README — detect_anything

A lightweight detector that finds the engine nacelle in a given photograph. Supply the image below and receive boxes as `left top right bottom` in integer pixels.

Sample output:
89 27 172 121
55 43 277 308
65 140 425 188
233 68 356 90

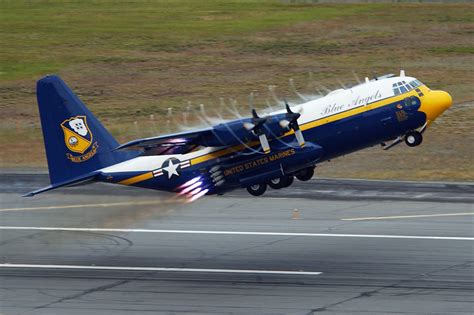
199 113 289 147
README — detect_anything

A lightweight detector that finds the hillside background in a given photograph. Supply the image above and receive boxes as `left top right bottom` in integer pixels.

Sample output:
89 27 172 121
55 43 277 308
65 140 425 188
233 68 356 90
1 1 473 180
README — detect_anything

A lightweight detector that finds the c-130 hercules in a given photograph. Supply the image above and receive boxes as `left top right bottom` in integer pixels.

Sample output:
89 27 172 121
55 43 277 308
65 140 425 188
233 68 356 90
27 70 452 200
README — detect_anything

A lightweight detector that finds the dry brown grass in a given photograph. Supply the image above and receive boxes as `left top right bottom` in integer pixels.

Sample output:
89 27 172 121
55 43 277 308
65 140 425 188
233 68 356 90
1 2 473 180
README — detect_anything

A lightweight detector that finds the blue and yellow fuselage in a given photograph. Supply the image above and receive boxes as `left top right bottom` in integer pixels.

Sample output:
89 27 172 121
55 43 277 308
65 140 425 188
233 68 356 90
98 77 452 196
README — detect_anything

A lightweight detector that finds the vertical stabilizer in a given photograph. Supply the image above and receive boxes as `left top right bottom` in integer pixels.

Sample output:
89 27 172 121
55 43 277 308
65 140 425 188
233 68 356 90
36 75 137 185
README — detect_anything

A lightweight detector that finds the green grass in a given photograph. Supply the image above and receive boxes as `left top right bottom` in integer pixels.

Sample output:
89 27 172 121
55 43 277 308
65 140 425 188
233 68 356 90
1 1 473 180
427 46 474 54
0 1 373 80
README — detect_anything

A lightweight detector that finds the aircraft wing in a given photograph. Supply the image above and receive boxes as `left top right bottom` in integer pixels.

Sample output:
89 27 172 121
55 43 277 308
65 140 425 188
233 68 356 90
115 105 306 155
116 127 214 150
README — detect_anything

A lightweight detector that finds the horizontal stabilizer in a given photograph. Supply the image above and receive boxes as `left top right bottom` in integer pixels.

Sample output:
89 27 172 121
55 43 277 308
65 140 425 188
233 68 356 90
24 171 99 197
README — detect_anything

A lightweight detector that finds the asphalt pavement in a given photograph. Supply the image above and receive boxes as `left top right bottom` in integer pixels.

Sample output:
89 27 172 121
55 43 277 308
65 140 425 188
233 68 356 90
0 174 473 314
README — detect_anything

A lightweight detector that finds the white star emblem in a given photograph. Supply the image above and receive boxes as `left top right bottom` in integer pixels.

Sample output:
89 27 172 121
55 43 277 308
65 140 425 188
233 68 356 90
163 159 180 179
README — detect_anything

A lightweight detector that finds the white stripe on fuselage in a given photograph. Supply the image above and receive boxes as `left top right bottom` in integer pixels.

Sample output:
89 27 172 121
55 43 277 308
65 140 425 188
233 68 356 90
101 76 413 173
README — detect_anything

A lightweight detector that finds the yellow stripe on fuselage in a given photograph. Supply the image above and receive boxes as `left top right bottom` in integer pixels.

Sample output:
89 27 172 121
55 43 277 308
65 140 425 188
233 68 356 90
118 172 153 185
118 86 428 186
190 88 424 166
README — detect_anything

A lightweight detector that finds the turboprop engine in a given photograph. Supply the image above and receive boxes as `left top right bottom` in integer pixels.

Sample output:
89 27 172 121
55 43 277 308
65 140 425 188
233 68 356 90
199 104 305 154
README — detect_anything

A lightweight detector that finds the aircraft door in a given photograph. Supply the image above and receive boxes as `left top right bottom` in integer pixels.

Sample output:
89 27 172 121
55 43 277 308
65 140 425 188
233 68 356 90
360 104 398 143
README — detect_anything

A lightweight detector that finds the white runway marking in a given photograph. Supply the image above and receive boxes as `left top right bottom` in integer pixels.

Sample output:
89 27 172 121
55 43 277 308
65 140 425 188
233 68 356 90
0 264 322 276
342 212 474 221
0 226 472 241
0 200 173 212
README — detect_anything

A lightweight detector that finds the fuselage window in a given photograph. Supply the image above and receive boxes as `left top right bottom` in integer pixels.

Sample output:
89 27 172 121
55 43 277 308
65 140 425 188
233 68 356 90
399 85 408 93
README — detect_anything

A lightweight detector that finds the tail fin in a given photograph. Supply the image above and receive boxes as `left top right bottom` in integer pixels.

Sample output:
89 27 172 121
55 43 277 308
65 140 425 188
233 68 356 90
37 75 137 185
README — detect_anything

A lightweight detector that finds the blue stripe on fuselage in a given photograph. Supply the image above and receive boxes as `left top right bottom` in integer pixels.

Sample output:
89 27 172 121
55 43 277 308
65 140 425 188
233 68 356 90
100 96 426 193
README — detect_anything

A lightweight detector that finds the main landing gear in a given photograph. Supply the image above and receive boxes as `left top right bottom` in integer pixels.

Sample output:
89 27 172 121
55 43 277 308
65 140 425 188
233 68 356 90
267 175 294 189
295 166 314 181
405 130 423 147
246 166 316 196
246 183 267 196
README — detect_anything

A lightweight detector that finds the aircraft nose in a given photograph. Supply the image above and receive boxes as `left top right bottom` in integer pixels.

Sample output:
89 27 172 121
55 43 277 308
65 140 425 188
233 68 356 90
419 90 453 122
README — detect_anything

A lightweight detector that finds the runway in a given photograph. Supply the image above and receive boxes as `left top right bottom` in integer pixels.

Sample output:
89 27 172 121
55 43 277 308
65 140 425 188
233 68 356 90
0 174 473 314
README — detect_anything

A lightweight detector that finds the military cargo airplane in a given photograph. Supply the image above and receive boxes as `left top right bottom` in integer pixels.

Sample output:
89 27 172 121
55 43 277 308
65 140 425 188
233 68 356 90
26 70 452 199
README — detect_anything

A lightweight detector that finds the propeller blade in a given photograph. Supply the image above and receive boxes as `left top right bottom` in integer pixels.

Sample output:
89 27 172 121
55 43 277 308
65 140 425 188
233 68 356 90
259 134 271 154
352 70 362 84
250 109 270 153
294 129 305 147
283 101 305 147
252 108 259 119
289 78 308 102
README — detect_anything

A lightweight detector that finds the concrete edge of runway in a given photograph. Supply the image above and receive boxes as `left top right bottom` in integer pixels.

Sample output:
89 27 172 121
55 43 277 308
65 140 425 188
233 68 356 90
1 169 473 185
1 172 473 314
2 173 473 204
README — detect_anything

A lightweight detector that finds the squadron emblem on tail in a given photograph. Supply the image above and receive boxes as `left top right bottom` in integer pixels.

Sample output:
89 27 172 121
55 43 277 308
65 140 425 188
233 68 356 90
61 116 98 162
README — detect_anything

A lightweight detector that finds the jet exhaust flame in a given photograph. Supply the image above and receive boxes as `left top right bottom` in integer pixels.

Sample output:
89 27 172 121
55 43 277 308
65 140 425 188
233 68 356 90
179 181 202 195
188 189 209 203
178 177 201 189
188 187 202 196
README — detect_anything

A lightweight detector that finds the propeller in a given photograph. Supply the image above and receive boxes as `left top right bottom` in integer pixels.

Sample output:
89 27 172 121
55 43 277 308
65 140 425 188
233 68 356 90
279 101 305 148
289 78 308 102
243 109 271 154
352 70 362 84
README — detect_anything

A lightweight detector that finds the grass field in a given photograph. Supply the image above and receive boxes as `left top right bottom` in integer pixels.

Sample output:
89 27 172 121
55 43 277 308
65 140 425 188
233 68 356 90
1 1 473 180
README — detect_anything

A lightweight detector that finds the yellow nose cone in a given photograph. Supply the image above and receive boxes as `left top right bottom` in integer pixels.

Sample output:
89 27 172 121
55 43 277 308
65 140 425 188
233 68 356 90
419 90 453 122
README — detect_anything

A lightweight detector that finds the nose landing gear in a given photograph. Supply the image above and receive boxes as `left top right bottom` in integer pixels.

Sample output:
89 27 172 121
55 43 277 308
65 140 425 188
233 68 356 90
405 130 423 147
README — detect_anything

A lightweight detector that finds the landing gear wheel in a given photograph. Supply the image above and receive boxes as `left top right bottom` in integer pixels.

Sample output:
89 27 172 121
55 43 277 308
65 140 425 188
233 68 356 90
280 175 294 188
295 167 314 181
405 131 423 147
246 183 267 196
268 177 283 189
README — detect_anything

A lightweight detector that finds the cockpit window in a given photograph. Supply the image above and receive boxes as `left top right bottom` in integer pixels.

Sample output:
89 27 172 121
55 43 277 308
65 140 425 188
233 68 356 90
409 80 422 88
392 83 401 95
393 80 419 95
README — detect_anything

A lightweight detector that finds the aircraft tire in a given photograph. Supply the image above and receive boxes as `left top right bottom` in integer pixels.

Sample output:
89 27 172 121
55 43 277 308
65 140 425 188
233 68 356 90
405 131 423 147
295 167 314 181
268 177 283 189
280 175 294 188
246 183 267 196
